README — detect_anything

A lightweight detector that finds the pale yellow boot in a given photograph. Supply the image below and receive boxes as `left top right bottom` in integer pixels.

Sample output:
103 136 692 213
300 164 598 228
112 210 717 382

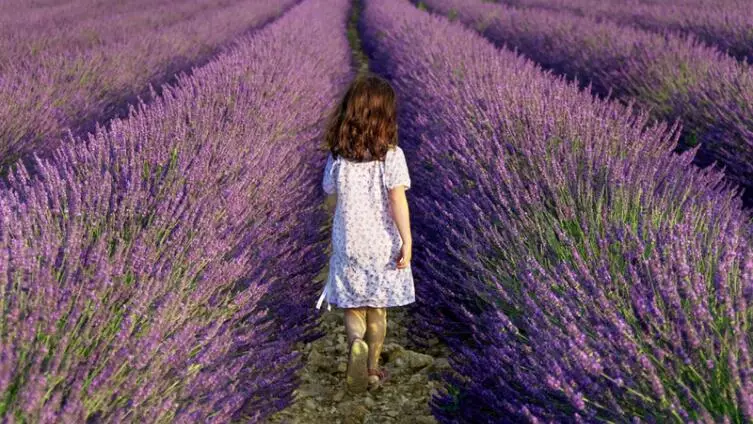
346 337 369 393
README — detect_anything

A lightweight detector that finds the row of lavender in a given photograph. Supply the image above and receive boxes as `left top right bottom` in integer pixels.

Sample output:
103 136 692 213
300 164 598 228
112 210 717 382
419 0 753 206
497 0 753 65
362 0 753 421
0 0 351 421
0 0 236 68
0 0 153 45
0 0 297 175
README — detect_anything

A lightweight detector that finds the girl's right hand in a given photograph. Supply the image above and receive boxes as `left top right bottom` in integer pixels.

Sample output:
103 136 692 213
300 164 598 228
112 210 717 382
397 242 412 269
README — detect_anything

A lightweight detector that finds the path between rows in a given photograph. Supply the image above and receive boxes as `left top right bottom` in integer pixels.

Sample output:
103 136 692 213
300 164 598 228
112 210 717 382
266 196 451 424
267 2 453 421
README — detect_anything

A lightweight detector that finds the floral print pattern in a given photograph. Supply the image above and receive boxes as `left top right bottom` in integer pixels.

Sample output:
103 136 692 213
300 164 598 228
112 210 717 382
316 146 415 309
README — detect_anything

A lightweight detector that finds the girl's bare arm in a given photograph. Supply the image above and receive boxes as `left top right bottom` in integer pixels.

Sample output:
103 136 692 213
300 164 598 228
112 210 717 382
389 186 412 268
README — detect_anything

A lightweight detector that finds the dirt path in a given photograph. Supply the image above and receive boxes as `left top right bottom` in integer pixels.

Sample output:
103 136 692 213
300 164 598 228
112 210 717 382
266 2 453 422
265 284 450 424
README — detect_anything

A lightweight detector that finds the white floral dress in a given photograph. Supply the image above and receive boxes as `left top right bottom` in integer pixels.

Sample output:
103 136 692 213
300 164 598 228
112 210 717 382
316 146 415 310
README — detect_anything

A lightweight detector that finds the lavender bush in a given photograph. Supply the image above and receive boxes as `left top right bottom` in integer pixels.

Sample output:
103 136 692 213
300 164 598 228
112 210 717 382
0 0 230 69
362 0 753 421
421 0 753 204
0 0 164 37
497 0 753 65
0 0 297 176
0 0 351 421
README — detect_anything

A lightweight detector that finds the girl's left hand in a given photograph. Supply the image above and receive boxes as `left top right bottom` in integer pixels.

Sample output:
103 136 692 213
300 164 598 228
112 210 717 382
396 243 411 269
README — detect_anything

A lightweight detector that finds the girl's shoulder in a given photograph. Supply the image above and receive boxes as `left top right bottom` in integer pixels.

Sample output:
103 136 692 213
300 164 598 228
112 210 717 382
385 145 403 156
384 145 406 162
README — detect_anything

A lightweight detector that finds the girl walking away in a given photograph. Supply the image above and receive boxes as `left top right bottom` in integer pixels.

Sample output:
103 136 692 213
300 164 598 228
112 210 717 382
316 73 415 394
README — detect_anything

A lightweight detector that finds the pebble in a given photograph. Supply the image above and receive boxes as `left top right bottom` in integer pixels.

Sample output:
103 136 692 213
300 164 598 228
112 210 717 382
295 383 326 399
409 374 425 384
395 349 434 370
431 358 451 370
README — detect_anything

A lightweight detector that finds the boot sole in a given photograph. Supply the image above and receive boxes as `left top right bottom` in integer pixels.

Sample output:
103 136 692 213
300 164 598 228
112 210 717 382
346 339 369 393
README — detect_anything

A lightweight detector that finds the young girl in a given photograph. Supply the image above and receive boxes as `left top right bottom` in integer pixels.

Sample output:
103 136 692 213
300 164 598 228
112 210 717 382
316 73 415 393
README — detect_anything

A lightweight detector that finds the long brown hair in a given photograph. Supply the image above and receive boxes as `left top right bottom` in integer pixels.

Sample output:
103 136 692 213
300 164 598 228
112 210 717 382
324 73 398 162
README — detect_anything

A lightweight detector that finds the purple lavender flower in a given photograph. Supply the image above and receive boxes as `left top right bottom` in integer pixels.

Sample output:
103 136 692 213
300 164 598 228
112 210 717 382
421 0 753 204
0 0 298 177
497 0 753 65
0 0 351 421
362 0 753 421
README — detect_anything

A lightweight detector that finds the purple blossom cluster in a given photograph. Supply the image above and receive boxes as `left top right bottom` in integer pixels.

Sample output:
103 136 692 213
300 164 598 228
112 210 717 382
420 0 753 204
497 0 753 65
362 0 753 421
0 0 297 175
0 0 351 421
0 0 247 68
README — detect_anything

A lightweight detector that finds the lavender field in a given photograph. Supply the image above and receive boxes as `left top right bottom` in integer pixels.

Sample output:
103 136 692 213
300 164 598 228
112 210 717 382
0 0 297 175
1 0 752 422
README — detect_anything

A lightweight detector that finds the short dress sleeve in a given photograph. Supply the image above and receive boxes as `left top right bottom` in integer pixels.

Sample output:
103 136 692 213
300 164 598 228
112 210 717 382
322 152 337 194
384 146 411 190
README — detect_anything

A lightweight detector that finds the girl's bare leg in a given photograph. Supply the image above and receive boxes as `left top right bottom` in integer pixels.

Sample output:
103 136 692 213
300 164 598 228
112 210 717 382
344 307 367 344
343 307 369 392
365 307 386 370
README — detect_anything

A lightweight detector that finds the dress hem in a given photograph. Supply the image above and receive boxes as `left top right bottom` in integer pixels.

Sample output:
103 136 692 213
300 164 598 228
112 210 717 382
328 298 416 309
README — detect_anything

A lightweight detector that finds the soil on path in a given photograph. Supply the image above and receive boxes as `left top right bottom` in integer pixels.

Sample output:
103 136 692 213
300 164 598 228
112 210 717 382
265 296 450 424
